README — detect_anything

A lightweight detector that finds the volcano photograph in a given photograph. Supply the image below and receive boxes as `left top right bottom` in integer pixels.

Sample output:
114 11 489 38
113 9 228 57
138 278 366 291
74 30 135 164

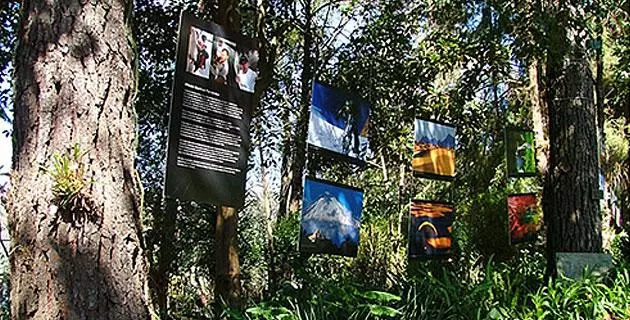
299 177 363 257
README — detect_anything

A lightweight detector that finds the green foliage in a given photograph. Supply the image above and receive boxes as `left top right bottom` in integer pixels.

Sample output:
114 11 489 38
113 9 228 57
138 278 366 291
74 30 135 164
169 271 215 319
603 117 629 194
240 200 271 301
0 0 19 125
0 256 9 319
604 118 629 169
608 232 630 265
237 244 630 320
236 284 402 320
459 188 513 260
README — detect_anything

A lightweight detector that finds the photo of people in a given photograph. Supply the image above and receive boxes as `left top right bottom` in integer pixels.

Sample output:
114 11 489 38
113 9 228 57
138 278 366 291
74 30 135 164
186 26 213 79
307 82 371 162
505 128 536 177
211 37 236 85
508 194 542 245
234 50 259 93
299 177 363 257
412 119 456 179
408 200 455 259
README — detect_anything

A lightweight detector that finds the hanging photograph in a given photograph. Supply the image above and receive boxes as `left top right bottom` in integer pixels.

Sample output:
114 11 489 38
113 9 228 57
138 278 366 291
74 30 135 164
299 177 363 257
597 130 605 199
412 119 456 180
505 128 536 177
307 82 370 163
408 200 455 259
508 193 542 245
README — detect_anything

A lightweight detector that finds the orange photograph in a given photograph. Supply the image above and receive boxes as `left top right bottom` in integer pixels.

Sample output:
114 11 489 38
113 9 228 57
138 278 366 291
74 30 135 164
412 119 456 179
409 200 455 259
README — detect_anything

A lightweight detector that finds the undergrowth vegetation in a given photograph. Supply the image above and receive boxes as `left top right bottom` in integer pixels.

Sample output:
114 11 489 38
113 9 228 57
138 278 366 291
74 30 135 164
226 251 630 320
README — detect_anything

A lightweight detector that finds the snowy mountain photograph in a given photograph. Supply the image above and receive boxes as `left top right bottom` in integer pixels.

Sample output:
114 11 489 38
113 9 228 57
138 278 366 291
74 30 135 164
299 177 363 257
307 81 371 162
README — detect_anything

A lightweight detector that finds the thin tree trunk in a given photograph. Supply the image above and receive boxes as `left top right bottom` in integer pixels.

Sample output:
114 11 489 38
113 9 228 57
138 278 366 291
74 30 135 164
259 147 276 296
251 1 280 296
207 0 243 308
396 161 405 239
214 206 241 306
285 0 314 215
278 111 293 218
7 0 151 318
530 60 549 175
154 199 176 318
623 88 630 228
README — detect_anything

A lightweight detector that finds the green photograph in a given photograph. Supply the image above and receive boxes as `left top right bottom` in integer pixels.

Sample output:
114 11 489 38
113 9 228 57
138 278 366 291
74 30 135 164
505 128 536 177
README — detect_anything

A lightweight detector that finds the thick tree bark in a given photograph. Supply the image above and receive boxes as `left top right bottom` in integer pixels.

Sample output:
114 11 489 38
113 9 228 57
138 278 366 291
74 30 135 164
544 58 601 252
7 0 151 318
543 3 602 269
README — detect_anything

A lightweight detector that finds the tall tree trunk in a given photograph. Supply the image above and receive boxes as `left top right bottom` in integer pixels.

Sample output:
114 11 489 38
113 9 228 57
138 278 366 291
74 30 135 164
624 93 630 228
258 147 275 296
623 85 630 229
214 205 241 306
277 110 293 218
7 0 151 318
283 0 314 216
530 60 549 175
154 198 176 318
544 3 602 274
204 0 243 308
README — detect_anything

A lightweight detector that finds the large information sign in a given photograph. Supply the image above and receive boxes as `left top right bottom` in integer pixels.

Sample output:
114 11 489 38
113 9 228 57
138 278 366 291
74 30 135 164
165 12 258 207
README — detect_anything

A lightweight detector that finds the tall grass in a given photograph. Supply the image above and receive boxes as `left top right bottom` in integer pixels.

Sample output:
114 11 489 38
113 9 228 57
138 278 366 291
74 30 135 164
234 260 630 320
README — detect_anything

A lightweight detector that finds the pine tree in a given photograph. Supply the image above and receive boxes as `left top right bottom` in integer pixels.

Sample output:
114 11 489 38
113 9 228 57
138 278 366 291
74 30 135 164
7 0 151 318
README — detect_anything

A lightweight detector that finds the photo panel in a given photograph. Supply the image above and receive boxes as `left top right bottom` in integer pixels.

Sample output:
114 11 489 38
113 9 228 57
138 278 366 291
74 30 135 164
507 193 542 245
299 177 363 257
505 128 537 177
412 119 456 180
408 200 455 259
307 82 371 163
186 26 214 79
166 12 258 207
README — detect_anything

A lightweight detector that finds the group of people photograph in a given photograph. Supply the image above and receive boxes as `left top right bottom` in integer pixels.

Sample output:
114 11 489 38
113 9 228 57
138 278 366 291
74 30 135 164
186 26 258 93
